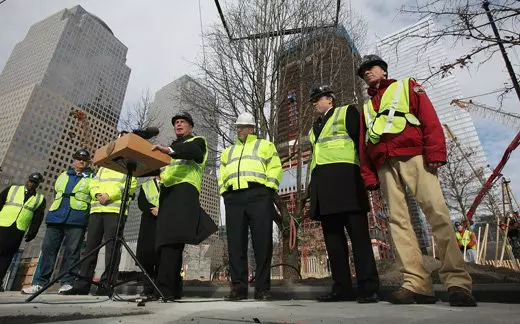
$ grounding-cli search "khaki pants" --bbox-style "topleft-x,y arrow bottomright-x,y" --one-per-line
377,155 -> 472,295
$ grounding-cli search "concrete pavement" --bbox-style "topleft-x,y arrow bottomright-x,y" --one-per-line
1,292 -> 519,323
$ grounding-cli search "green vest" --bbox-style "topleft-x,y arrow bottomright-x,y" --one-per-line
456,230 -> 476,250
49,171 -> 93,211
0,186 -> 44,231
160,136 -> 208,192
142,178 -> 160,207
219,135 -> 281,193
363,77 -> 421,144
90,167 -> 133,215
309,106 -> 359,171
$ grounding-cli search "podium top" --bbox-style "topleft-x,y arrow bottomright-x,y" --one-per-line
92,133 -> 171,177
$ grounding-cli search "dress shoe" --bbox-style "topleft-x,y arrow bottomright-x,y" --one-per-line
224,289 -> 248,301
254,290 -> 272,301
448,286 -> 477,307
388,287 -> 437,305
356,293 -> 379,304
316,291 -> 356,302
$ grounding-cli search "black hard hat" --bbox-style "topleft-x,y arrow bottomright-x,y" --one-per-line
171,111 -> 194,127
357,54 -> 388,78
28,172 -> 43,184
309,85 -> 335,102
72,149 -> 90,160
454,221 -> 461,227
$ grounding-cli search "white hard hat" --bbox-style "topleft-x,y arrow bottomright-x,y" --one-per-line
235,112 -> 255,126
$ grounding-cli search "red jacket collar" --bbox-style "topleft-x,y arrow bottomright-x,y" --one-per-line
367,78 -> 397,97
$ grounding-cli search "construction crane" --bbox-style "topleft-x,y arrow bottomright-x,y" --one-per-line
449,99 -> 520,221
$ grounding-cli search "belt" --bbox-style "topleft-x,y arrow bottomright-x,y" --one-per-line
227,182 -> 266,193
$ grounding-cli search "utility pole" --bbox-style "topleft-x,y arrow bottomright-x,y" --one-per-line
482,0 -> 520,103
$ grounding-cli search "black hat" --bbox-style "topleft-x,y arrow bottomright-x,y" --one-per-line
72,149 -> 90,160
309,84 -> 335,102
171,111 -> 194,127
28,172 -> 43,184
357,54 -> 388,78
454,221 -> 461,227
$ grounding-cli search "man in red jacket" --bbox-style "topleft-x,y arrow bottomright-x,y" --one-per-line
357,54 -> 476,307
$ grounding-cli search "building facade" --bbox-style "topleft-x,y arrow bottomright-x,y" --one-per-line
0,5 -> 130,260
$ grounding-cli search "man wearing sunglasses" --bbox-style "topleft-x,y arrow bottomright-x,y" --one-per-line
22,149 -> 94,295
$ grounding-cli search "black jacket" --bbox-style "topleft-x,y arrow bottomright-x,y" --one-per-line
136,180 -> 159,265
309,105 -> 370,220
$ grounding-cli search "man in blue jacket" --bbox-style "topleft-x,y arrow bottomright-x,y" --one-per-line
22,149 -> 94,295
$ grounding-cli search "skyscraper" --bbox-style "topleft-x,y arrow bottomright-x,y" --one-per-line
375,16 -> 490,239
0,5 -> 130,258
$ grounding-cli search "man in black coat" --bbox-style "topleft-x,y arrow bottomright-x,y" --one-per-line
308,85 -> 379,303
0,173 -> 46,291
151,111 -> 216,300
136,176 -> 160,297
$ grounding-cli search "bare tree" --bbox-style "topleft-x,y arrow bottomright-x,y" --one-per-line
399,0 -> 520,102
118,89 -> 163,134
181,0 -> 368,279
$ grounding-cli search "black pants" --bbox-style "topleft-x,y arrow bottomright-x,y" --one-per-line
75,212 -> 121,291
0,224 -> 24,286
156,244 -> 184,298
224,187 -> 273,292
321,213 -> 379,297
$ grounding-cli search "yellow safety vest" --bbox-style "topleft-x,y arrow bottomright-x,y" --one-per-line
90,167 -> 137,215
308,106 -> 359,171
456,230 -> 476,250
0,186 -> 44,231
142,178 -> 160,207
49,171 -> 93,211
161,136 -> 208,192
363,77 -> 421,144
219,134 -> 282,194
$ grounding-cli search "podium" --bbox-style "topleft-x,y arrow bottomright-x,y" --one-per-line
27,133 -> 171,303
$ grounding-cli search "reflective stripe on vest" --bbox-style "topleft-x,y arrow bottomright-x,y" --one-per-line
49,172 -> 92,211
90,167 -> 130,215
363,78 -> 421,144
0,186 -> 44,231
220,135 -> 279,191
160,136 -> 208,192
142,179 -> 159,207
456,230 -> 476,250
308,106 -> 359,171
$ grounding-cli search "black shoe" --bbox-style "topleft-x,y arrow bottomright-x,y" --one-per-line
388,287 -> 437,305
94,286 -> 108,296
448,287 -> 477,307
254,290 -> 272,301
357,293 -> 379,304
224,289 -> 248,301
60,287 -> 89,295
316,292 -> 356,302
0,285 -> 4,292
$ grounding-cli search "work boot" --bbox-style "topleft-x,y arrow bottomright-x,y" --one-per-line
448,286 -> 477,307
224,288 -> 248,301
388,287 -> 437,305
254,290 -> 272,301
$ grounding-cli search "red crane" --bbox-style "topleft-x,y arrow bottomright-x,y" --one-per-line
450,99 -> 520,221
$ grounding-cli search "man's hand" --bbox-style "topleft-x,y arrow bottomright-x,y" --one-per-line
97,193 -> 110,206
366,184 -> 379,191
426,162 -> 443,174
150,207 -> 159,217
152,144 -> 171,155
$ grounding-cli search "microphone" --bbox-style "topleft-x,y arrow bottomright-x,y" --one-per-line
132,127 -> 160,139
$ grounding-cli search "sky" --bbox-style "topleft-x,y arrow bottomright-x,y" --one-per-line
0,0 -> 519,204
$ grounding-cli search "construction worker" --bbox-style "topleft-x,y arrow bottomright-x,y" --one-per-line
219,112 -> 282,301
0,173 -> 46,292
63,165 -> 137,295
357,54 -> 477,307
22,149 -> 93,295
455,221 -> 477,263
135,175 -> 160,297
308,85 -> 379,303
151,111 -> 213,300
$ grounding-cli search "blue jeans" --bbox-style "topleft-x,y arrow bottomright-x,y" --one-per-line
33,224 -> 85,286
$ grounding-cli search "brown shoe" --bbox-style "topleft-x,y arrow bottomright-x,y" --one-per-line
224,288 -> 248,301
388,287 -> 437,305
448,286 -> 477,307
